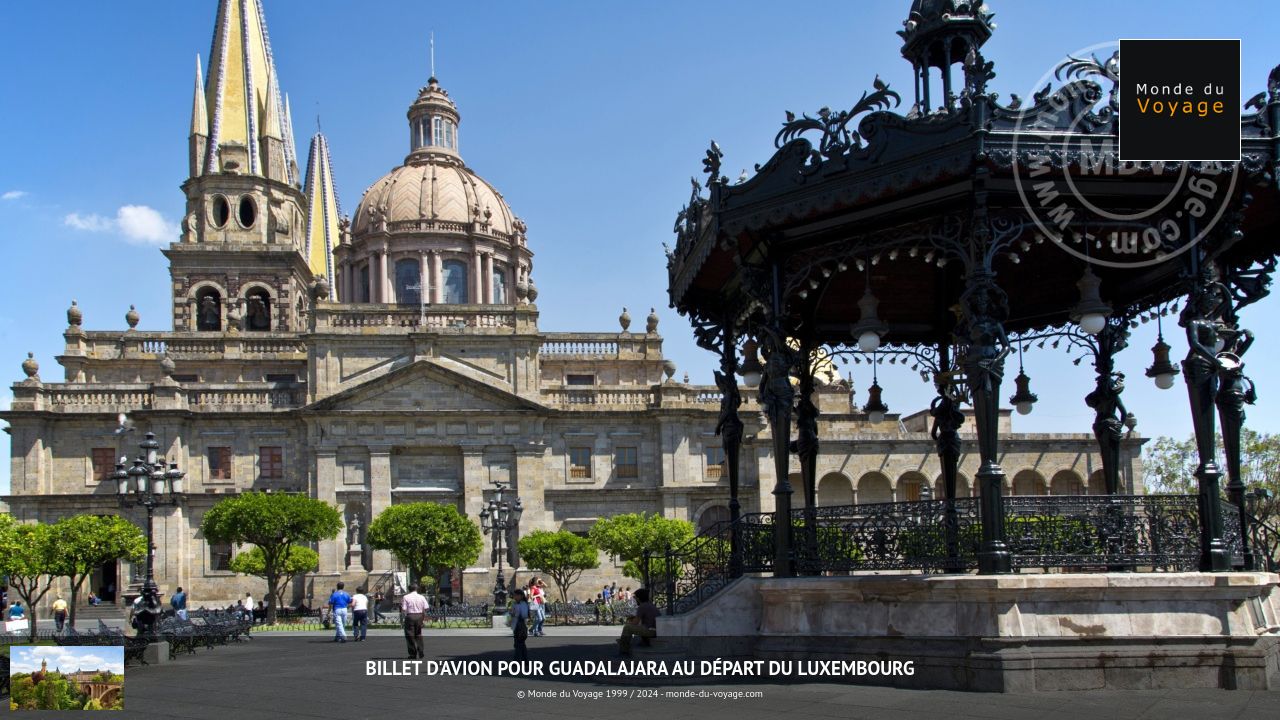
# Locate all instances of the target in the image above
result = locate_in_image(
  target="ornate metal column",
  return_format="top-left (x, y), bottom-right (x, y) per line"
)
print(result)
top-left (929, 344), bottom-right (965, 572)
top-left (793, 337), bottom-right (820, 574)
top-left (709, 322), bottom-right (745, 578)
top-left (758, 259), bottom-right (796, 577)
top-left (1180, 258), bottom-right (1231, 572)
top-left (1216, 257), bottom-right (1270, 570)
top-left (961, 268), bottom-right (1012, 574)
top-left (1086, 318), bottom-right (1131, 495)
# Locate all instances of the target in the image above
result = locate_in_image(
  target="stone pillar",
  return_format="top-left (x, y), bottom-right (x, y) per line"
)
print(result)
top-left (369, 448), bottom-right (393, 571)
top-left (473, 251), bottom-right (483, 304)
top-left (378, 248), bottom-right (390, 303)
top-left (482, 253), bottom-right (494, 304)
top-left (419, 251), bottom-right (429, 305)
top-left (385, 250), bottom-right (396, 303)
top-left (431, 252), bottom-right (443, 304)
top-left (315, 448), bottom-right (345, 574)
top-left (461, 446), bottom-right (490, 601)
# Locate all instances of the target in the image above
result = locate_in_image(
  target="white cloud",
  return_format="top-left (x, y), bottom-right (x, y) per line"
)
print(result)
top-left (1, 190), bottom-right (27, 200)
top-left (64, 205), bottom-right (178, 245)
top-left (64, 212), bottom-right (114, 232)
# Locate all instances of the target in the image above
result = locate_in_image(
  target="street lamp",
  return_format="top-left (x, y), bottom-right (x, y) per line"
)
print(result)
top-left (478, 480), bottom-right (523, 607)
top-left (108, 431), bottom-right (185, 636)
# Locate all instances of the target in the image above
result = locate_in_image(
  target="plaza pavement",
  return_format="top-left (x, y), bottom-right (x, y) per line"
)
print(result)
top-left (8, 628), bottom-right (1273, 720)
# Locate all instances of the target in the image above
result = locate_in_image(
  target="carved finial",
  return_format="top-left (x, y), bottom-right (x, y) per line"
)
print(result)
top-left (67, 300), bottom-right (82, 327)
top-left (662, 359), bottom-right (676, 382)
top-left (526, 282), bottom-right (539, 303)
top-left (21, 352), bottom-right (38, 379)
top-left (160, 354), bottom-right (177, 376)
top-left (619, 307), bottom-right (631, 332)
top-left (125, 305), bottom-right (140, 330)
top-left (646, 308), bottom-right (659, 334)
top-left (682, 372), bottom-right (690, 384)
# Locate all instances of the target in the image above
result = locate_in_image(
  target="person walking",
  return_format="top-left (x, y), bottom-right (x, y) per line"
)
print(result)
top-left (400, 583), bottom-right (428, 659)
top-left (509, 589), bottom-right (530, 661)
top-left (371, 591), bottom-right (386, 623)
top-left (328, 582), bottom-right (352, 643)
top-left (527, 578), bottom-right (547, 637)
top-left (241, 593), bottom-right (254, 622)
top-left (52, 596), bottom-right (69, 632)
top-left (170, 587), bottom-right (188, 621)
top-left (351, 586), bottom-right (369, 642)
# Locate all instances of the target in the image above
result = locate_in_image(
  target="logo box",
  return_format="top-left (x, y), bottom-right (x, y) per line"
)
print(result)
top-left (1119, 39), bottom-right (1240, 161)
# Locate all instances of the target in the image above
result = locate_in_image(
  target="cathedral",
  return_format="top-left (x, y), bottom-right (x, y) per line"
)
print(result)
top-left (1, 0), bottom-right (1144, 607)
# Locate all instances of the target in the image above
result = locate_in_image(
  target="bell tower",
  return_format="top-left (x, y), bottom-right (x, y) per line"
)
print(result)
top-left (166, 0), bottom-right (311, 333)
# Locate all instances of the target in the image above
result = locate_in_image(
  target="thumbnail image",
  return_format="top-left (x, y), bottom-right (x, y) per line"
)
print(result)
top-left (7, 645), bottom-right (124, 711)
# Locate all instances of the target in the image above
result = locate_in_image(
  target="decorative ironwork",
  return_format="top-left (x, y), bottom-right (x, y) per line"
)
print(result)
top-left (656, 513), bottom-right (776, 615)
top-left (792, 499), bottom-right (982, 574)
top-left (774, 76), bottom-right (902, 158)
top-left (1005, 495), bottom-right (1200, 571)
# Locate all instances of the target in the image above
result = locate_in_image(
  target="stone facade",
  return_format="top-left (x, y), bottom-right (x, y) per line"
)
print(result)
top-left (0, 0), bottom-right (1144, 611)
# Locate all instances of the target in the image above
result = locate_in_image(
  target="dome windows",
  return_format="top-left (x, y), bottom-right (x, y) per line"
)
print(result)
top-left (410, 114), bottom-right (457, 152)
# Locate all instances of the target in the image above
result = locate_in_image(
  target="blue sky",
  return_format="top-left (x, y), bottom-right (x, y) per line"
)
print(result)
top-left (10, 645), bottom-right (125, 676)
top-left (2, 1), bottom-right (1279, 495)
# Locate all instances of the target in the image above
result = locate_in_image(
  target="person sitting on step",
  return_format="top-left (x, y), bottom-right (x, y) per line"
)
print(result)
top-left (617, 588), bottom-right (658, 655)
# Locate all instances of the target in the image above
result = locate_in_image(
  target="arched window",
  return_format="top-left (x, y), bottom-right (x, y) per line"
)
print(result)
top-left (697, 506), bottom-right (731, 534)
top-left (442, 259), bottom-right (468, 304)
top-left (395, 258), bottom-right (421, 306)
top-left (492, 264), bottom-right (507, 304)
top-left (856, 472), bottom-right (892, 504)
top-left (195, 287), bottom-right (222, 331)
top-left (898, 471), bottom-right (929, 502)
top-left (444, 119), bottom-right (456, 150)
top-left (432, 116), bottom-right (443, 147)
top-left (244, 288), bottom-right (271, 332)
top-left (358, 263), bottom-right (371, 303)
top-left (1052, 470), bottom-right (1086, 496)
top-left (817, 473), bottom-right (853, 506)
top-left (1012, 470), bottom-right (1047, 496)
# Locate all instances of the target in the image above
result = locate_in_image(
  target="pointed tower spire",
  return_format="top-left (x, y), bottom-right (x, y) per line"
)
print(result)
top-left (201, 0), bottom-right (291, 180)
top-left (282, 93), bottom-right (300, 187)
top-left (304, 132), bottom-right (341, 299)
top-left (189, 55), bottom-right (209, 178)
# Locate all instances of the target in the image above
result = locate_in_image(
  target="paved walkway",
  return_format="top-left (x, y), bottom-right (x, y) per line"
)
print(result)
top-left (104, 635), bottom-right (1279, 720)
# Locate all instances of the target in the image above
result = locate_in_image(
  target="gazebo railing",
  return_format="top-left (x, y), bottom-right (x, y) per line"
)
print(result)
top-left (656, 494), bottom-right (1250, 615)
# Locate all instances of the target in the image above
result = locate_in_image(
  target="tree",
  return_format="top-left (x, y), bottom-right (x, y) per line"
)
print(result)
top-left (0, 517), bottom-right (61, 642)
top-left (228, 545), bottom-right (319, 612)
top-left (49, 515), bottom-right (147, 628)
top-left (517, 530), bottom-right (599, 602)
top-left (1145, 430), bottom-right (1280, 567)
top-left (1144, 430), bottom-right (1280, 495)
top-left (588, 512), bottom-right (694, 584)
top-left (366, 503), bottom-right (483, 593)
top-left (200, 492), bottom-right (342, 623)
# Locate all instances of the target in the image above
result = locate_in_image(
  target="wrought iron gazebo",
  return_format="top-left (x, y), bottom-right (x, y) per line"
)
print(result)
top-left (662, 0), bottom-right (1280, 608)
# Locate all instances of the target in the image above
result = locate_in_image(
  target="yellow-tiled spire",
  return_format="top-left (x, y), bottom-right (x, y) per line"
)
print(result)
top-left (303, 132), bottom-right (341, 297)
top-left (201, 0), bottom-right (297, 184)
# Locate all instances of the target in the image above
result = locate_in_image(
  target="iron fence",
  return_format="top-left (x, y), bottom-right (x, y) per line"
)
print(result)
top-left (656, 493), bottom-right (1255, 614)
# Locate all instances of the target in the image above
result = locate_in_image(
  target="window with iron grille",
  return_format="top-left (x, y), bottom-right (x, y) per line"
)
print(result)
top-left (208, 446), bottom-right (233, 480)
top-left (259, 446), bottom-right (283, 480)
top-left (209, 542), bottom-right (233, 572)
top-left (705, 446), bottom-right (726, 478)
top-left (91, 448), bottom-right (117, 482)
top-left (569, 447), bottom-right (592, 478)
top-left (615, 447), bottom-right (638, 478)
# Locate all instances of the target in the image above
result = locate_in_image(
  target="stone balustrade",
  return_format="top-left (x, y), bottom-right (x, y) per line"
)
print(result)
top-left (540, 383), bottom-right (754, 411)
top-left (65, 331), bottom-right (307, 360)
top-left (314, 304), bottom-right (522, 332)
top-left (540, 340), bottom-right (621, 357)
top-left (10, 382), bottom-right (304, 412)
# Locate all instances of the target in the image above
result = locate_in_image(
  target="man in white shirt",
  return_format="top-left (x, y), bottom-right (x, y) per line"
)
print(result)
top-left (400, 584), bottom-right (428, 659)
top-left (351, 587), bottom-right (370, 642)
top-left (241, 593), bottom-right (254, 622)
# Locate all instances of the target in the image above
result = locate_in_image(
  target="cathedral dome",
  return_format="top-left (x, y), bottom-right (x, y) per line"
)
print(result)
top-left (352, 158), bottom-right (520, 240)
top-left (335, 76), bottom-right (533, 306)
top-left (351, 77), bottom-right (524, 244)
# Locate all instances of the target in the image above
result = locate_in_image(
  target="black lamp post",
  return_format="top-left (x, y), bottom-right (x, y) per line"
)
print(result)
top-left (108, 431), bottom-right (185, 636)
top-left (478, 480), bottom-right (522, 607)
